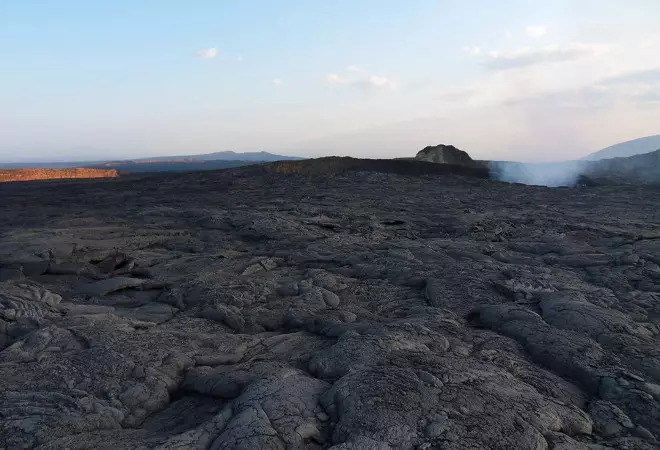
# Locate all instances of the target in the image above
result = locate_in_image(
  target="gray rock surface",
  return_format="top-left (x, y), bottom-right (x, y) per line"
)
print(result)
top-left (0, 166), bottom-right (659, 448)
top-left (414, 144), bottom-right (477, 166)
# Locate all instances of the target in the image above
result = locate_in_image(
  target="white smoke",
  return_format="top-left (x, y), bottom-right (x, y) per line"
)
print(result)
top-left (488, 160), bottom-right (589, 187)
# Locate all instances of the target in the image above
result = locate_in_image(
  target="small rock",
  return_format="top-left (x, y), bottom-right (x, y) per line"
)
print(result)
top-left (217, 249), bottom-right (243, 259)
top-left (259, 257), bottom-right (279, 271)
top-left (641, 382), bottom-right (660, 399)
top-left (620, 253), bottom-right (640, 265)
top-left (632, 425), bottom-right (656, 442)
top-left (295, 423), bottom-right (322, 442)
top-left (241, 263), bottom-right (264, 275)
top-left (18, 260), bottom-right (50, 276)
top-left (419, 370), bottom-right (444, 388)
top-left (340, 311), bottom-right (357, 323)
top-left (48, 262), bottom-right (100, 277)
top-left (96, 252), bottom-right (128, 273)
top-left (59, 303), bottom-right (115, 315)
top-left (276, 282), bottom-right (299, 297)
top-left (388, 248), bottom-right (417, 261)
top-left (452, 343), bottom-right (471, 356)
top-left (322, 289), bottom-right (341, 307)
top-left (73, 277), bottom-right (147, 296)
top-left (588, 400), bottom-right (633, 437)
top-left (425, 414), bottom-right (449, 438)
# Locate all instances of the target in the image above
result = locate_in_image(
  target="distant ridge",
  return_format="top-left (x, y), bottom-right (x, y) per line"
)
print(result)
top-left (265, 156), bottom-right (490, 178)
top-left (584, 148), bottom-right (660, 185)
top-left (0, 151), bottom-right (303, 170)
top-left (126, 151), bottom-right (302, 163)
top-left (583, 135), bottom-right (660, 161)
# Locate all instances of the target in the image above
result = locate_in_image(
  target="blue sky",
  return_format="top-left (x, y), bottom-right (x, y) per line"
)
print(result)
top-left (1, 0), bottom-right (659, 162)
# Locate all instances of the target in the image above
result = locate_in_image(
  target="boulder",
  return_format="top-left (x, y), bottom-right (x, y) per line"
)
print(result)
top-left (414, 144), bottom-right (476, 166)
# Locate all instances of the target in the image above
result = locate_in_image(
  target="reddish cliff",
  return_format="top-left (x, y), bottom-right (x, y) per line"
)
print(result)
top-left (0, 168), bottom-right (119, 183)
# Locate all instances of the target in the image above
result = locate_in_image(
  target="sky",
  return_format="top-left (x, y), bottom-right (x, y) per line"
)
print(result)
top-left (1, 0), bottom-right (660, 162)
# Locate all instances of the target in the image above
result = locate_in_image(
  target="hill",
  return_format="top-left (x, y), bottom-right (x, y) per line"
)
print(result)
top-left (127, 150), bottom-right (302, 163)
top-left (585, 148), bottom-right (660, 185)
top-left (583, 134), bottom-right (660, 160)
top-left (89, 159), bottom-right (265, 174)
top-left (265, 156), bottom-right (489, 178)
top-left (414, 144), bottom-right (480, 166)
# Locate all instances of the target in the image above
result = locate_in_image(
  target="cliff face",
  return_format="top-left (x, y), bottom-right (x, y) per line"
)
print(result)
top-left (0, 168), bottom-right (118, 183)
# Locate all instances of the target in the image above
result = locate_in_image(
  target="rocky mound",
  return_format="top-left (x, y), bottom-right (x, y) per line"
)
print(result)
top-left (267, 156), bottom-right (489, 178)
top-left (414, 144), bottom-right (477, 166)
top-left (1, 168), bottom-right (660, 449)
top-left (0, 168), bottom-right (118, 183)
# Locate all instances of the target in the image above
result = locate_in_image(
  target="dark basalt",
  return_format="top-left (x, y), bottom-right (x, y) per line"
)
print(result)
top-left (0, 166), bottom-right (659, 449)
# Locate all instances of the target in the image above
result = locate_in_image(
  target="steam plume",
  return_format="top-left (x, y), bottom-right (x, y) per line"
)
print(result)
top-left (488, 160), bottom-right (588, 187)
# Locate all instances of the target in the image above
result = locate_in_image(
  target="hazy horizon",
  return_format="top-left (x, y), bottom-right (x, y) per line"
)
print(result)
top-left (2, 0), bottom-right (660, 163)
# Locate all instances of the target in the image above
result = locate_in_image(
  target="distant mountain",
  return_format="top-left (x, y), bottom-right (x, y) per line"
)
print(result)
top-left (583, 135), bottom-right (660, 161)
top-left (127, 151), bottom-right (302, 163)
top-left (584, 148), bottom-right (660, 185)
top-left (0, 151), bottom-right (303, 170)
top-left (89, 159), bottom-right (266, 173)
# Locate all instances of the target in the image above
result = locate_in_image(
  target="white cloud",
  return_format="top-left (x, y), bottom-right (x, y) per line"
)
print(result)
top-left (326, 71), bottom-right (397, 89)
top-left (462, 46), bottom-right (481, 55)
top-left (484, 43), bottom-right (609, 70)
top-left (326, 73), bottom-right (350, 85)
top-left (365, 75), bottom-right (397, 89)
top-left (525, 25), bottom-right (547, 39)
top-left (641, 35), bottom-right (658, 49)
top-left (602, 67), bottom-right (660, 84)
top-left (272, 78), bottom-right (283, 86)
top-left (347, 65), bottom-right (364, 73)
top-left (196, 48), bottom-right (219, 59)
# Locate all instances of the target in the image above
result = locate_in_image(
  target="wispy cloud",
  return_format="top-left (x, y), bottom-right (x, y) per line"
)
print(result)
top-left (326, 71), bottom-right (397, 89)
top-left (272, 78), bottom-right (283, 86)
top-left (347, 65), bottom-right (364, 73)
top-left (641, 35), bottom-right (658, 49)
top-left (326, 73), bottom-right (351, 85)
top-left (601, 67), bottom-right (660, 85)
top-left (196, 48), bottom-right (219, 59)
top-left (525, 25), bottom-right (547, 39)
top-left (503, 85), bottom-right (614, 110)
top-left (360, 75), bottom-right (398, 89)
top-left (484, 43), bottom-right (608, 70)
top-left (462, 46), bottom-right (481, 55)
